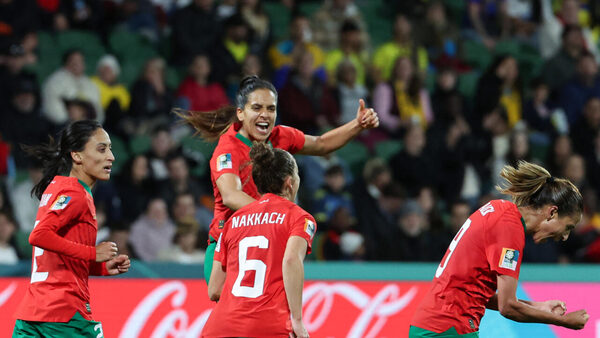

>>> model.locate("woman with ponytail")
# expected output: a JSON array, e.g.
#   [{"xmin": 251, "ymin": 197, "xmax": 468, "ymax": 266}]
[
  {"xmin": 175, "ymin": 75, "xmax": 379, "ymax": 283},
  {"xmin": 410, "ymin": 161, "xmax": 589, "ymax": 337},
  {"xmin": 203, "ymin": 143, "xmax": 313, "ymax": 338},
  {"xmin": 13, "ymin": 120, "xmax": 131, "ymax": 337}
]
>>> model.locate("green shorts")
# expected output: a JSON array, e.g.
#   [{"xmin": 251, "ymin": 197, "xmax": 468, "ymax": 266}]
[
  {"xmin": 409, "ymin": 326, "xmax": 479, "ymax": 337},
  {"xmin": 204, "ymin": 235, "xmax": 217, "ymax": 285},
  {"xmin": 13, "ymin": 312, "xmax": 104, "ymax": 338}
]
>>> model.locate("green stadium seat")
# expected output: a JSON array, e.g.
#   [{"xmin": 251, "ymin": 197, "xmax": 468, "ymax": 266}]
[
  {"xmin": 109, "ymin": 29, "xmax": 158, "ymax": 62},
  {"xmin": 110, "ymin": 135, "xmax": 129, "ymax": 175},
  {"xmin": 494, "ymin": 40, "xmax": 520, "ymax": 57},
  {"xmin": 129, "ymin": 135, "xmax": 152, "ymax": 155},
  {"xmin": 263, "ymin": 2, "xmax": 291, "ymax": 41},
  {"xmin": 56, "ymin": 30, "xmax": 106, "ymax": 75},
  {"xmin": 374, "ymin": 140, "xmax": 403, "ymax": 162},
  {"xmin": 181, "ymin": 136, "xmax": 217, "ymax": 177},
  {"xmin": 458, "ymin": 71, "xmax": 480, "ymax": 99},
  {"xmin": 335, "ymin": 140, "xmax": 369, "ymax": 178},
  {"xmin": 14, "ymin": 230, "xmax": 32, "ymax": 259},
  {"xmin": 462, "ymin": 40, "xmax": 492, "ymax": 70}
]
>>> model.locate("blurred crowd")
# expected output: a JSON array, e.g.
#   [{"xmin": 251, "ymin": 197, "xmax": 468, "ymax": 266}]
[{"xmin": 1, "ymin": 0, "xmax": 600, "ymax": 265}]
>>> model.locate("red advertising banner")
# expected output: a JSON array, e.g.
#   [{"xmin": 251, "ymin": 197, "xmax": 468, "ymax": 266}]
[{"xmin": 0, "ymin": 278, "xmax": 431, "ymax": 337}]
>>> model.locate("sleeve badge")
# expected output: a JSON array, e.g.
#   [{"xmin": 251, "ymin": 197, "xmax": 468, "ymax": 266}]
[
  {"xmin": 216, "ymin": 153, "xmax": 232, "ymax": 171},
  {"xmin": 50, "ymin": 195, "xmax": 72, "ymax": 211},
  {"xmin": 499, "ymin": 248, "xmax": 519, "ymax": 271},
  {"xmin": 304, "ymin": 218, "xmax": 316, "ymax": 239}
]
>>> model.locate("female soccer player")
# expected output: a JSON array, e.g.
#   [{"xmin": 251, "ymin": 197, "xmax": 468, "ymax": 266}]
[
  {"xmin": 176, "ymin": 75, "xmax": 378, "ymax": 282},
  {"xmin": 409, "ymin": 161, "xmax": 589, "ymax": 337},
  {"xmin": 202, "ymin": 143, "xmax": 313, "ymax": 338},
  {"xmin": 13, "ymin": 120, "xmax": 131, "ymax": 337}
]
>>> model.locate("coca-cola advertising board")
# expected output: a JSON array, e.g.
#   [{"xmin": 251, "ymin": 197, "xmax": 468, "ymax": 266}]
[{"xmin": 1, "ymin": 278, "xmax": 599, "ymax": 337}]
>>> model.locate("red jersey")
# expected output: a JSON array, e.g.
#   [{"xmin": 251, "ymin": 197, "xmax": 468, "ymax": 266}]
[
  {"xmin": 208, "ymin": 123, "xmax": 305, "ymax": 240},
  {"xmin": 202, "ymin": 193, "xmax": 316, "ymax": 337},
  {"xmin": 15, "ymin": 176, "xmax": 108, "ymax": 322},
  {"xmin": 411, "ymin": 200, "xmax": 526, "ymax": 334}
]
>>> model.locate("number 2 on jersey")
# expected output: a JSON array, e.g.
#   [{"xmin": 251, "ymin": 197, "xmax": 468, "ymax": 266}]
[
  {"xmin": 232, "ymin": 236, "xmax": 269, "ymax": 298},
  {"xmin": 30, "ymin": 221, "xmax": 49, "ymax": 283},
  {"xmin": 435, "ymin": 219, "xmax": 472, "ymax": 278}
]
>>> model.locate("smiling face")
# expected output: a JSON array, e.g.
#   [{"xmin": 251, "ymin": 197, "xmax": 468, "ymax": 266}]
[
  {"xmin": 72, "ymin": 128, "xmax": 115, "ymax": 184},
  {"xmin": 532, "ymin": 208, "xmax": 581, "ymax": 244},
  {"xmin": 236, "ymin": 88, "xmax": 277, "ymax": 142}
]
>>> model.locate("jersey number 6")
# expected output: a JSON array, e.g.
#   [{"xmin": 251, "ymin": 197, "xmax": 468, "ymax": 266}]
[
  {"xmin": 435, "ymin": 219, "xmax": 472, "ymax": 278},
  {"xmin": 232, "ymin": 236, "xmax": 269, "ymax": 298}
]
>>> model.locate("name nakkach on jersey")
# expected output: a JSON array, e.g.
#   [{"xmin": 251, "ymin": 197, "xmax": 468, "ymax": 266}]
[{"xmin": 231, "ymin": 212, "xmax": 286, "ymax": 229}]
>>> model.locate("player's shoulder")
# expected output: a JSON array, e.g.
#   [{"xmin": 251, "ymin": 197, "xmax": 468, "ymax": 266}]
[
  {"xmin": 45, "ymin": 176, "xmax": 85, "ymax": 195},
  {"xmin": 482, "ymin": 200, "xmax": 524, "ymax": 229}
]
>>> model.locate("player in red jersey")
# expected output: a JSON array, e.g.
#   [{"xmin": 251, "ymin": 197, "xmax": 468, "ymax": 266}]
[
  {"xmin": 202, "ymin": 142, "xmax": 314, "ymax": 338},
  {"xmin": 176, "ymin": 75, "xmax": 378, "ymax": 283},
  {"xmin": 409, "ymin": 161, "xmax": 589, "ymax": 337},
  {"xmin": 13, "ymin": 120, "xmax": 131, "ymax": 337}
]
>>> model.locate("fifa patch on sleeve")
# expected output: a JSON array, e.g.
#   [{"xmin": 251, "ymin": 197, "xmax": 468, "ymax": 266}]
[
  {"xmin": 304, "ymin": 219, "xmax": 316, "ymax": 239},
  {"xmin": 50, "ymin": 195, "xmax": 72, "ymax": 210},
  {"xmin": 216, "ymin": 153, "xmax": 232, "ymax": 171},
  {"xmin": 215, "ymin": 234, "xmax": 222, "ymax": 253},
  {"xmin": 499, "ymin": 248, "xmax": 519, "ymax": 271}
]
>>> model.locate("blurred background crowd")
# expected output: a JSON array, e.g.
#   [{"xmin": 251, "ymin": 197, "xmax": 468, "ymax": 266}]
[{"xmin": 1, "ymin": 0, "xmax": 600, "ymax": 265}]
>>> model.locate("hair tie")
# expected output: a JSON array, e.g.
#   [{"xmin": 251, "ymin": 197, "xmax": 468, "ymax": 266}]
[{"xmin": 546, "ymin": 176, "xmax": 555, "ymax": 184}]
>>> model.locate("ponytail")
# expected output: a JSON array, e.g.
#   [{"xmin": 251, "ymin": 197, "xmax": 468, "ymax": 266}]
[
  {"xmin": 23, "ymin": 120, "xmax": 102, "ymax": 199},
  {"xmin": 173, "ymin": 106, "xmax": 238, "ymax": 142},
  {"xmin": 496, "ymin": 160, "xmax": 583, "ymax": 217}
]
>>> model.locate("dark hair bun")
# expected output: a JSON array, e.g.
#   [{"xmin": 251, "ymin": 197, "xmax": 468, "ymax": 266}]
[
  {"xmin": 249, "ymin": 142, "xmax": 274, "ymax": 172},
  {"xmin": 239, "ymin": 75, "xmax": 260, "ymax": 90}
]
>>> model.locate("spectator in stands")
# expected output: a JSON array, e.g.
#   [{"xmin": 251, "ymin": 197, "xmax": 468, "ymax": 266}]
[
  {"xmin": 570, "ymin": 97, "xmax": 600, "ymax": 159},
  {"xmin": 0, "ymin": 43, "xmax": 36, "ymax": 107},
  {"xmin": 0, "ymin": 76, "xmax": 52, "ymax": 168},
  {"xmin": 146, "ymin": 125, "xmax": 175, "ymax": 181},
  {"xmin": 311, "ymin": 0, "xmax": 367, "ymax": 52},
  {"xmin": 0, "ymin": 0, "xmax": 38, "ymax": 53},
  {"xmin": 278, "ymin": 49, "xmax": 340, "ymax": 134},
  {"xmin": 542, "ymin": 24, "xmax": 586, "ymax": 91},
  {"xmin": 158, "ymin": 154, "xmax": 205, "ymax": 206},
  {"xmin": 130, "ymin": 197, "xmax": 176, "ymax": 261},
  {"xmin": 448, "ymin": 199, "xmax": 472, "ymax": 234},
  {"xmin": 129, "ymin": 57, "xmax": 173, "ymax": 133},
  {"xmin": 171, "ymin": 193, "xmax": 199, "ymax": 224},
  {"xmin": 546, "ymin": 134, "xmax": 574, "ymax": 177},
  {"xmin": 176, "ymin": 54, "xmax": 229, "ymax": 112},
  {"xmin": 539, "ymin": 0, "xmax": 598, "ymax": 60},
  {"xmin": 389, "ymin": 124, "xmax": 435, "ymax": 196},
  {"xmin": 312, "ymin": 164, "xmax": 355, "ymax": 230},
  {"xmin": 321, "ymin": 206, "xmax": 361, "ymax": 261},
  {"xmin": 210, "ymin": 13, "xmax": 250, "ymax": 96},
  {"xmin": 372, "ymin": 14, "xmax": 428, "ymax": 83},
  {"xmin": 158, "ymin": 219, "xmax": 206, "ymax": 264},
  {"xmin": 55, "ymin": 0, "xmax": 104, "ymax": 32},
  {"xmin": 239, "ymin": 0, "xmax": 272, "ymax": 56},
  {"xmin": 559, "ymin": 52, "xmax": 600, "ymax": 126},
  {"xmin": 117, "ymin": 154, "xmax": 153, "ymax": 223},
  {"xmin": 374, "ymin": 56, "xmax": 432, "ymax": 136},
  {"xmin": 42, "ymin": 50, "xmax": 103, "ymax": 126},
  {"xmin": 464, "ymin": 0, "xmax": 510, "ymax": 50},
  {"xmin": 334, "ymin": 60, "xmax": 368, "ymax": 125},
  {"xmin": 8, "ymin": 161, "xmax": 42, "ymax": 232},
  {"xmin": 216, "ymin": 0, "xmax": 237, "ymax": 21},
  {"xmin": 394, "ymin": 199, "xmax": 446, "ymax": 261},
  {"xmin": 415, "ymin": 1, "xmax": 460, "ymax": 64},
  {"xmin": 491, "ymin": 129, "xmax": 531, "ymax": 191},
  {"xmin": 562, "ymin": 154, "xmax": 588, "ymax": 192},
  {"xmin": 91, "ymin": 55, "xmax": 130, "ymax": 137},
  {"xmin": 523, "ymin": 77, "xmax": 556, "ymax": 135},
  {"xmin": 171, "ymin": 0, "xmax": 221, "ymax": 66},
  {"xmin": 324, "ymin": 19, "xmax": 368, "ymax": 87},
  {"xmin": 268, "ymin": 13, "xmax": 325, "ymax": 89},
  {"xmin": 106, "ymin": 222, "xmax": 135, "ymax": 259},
  {"xmin": 430, "ymin": 67, "xmax": 465, "ymax": 130},
  {"xmin": 0, "ymin": 210, "xmax": 18, "ymax": 264},
  {"xmin": 473, "ymin": 55, "xmax": 522, "ymax": 129}
]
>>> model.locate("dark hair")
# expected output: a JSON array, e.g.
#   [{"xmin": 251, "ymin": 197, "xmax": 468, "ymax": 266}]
[
  {"xmin": 496, "ymin": 161, "xmax": 583, "ymax": 218},
  {"xmin": 561, "ymin": 24, "xmax": 582, "ymax": 40},
  {"xmin": 62, "ymin": 49, "xmax": 83, "ymax": 66},
  {"xmin": 23, "ymin": 120, "xmax": 102, "ymax": 199},
  {"xmin": 341, "ymin": 19, "xmax": 360, "ymax": 34},
  {"xmin": 174, "ymin": 75, "xmax": 277, "ymax": 142},
  {"xmin": 250, "ymin": 142, "xmax": 296, "ymax": 195}
]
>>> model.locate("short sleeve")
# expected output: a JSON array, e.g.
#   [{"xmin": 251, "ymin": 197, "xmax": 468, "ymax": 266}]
[
  {"xmin": 289, "ymin": 213, "xmax": 317, "ymax": 255},
  {"xmin": 485, "ymin": 212, "xmax": 525, "ymax": 279},
  {"xmin": 213, "ymin": 232, "xmax": 227, "ymax": 268},
  {"xmin": 210, "ymin": 144, "xmax": 245, "ymax": 181},
  {"xmin": 276, "ymin": 126, "xmax": 306, "ymax": 154}
]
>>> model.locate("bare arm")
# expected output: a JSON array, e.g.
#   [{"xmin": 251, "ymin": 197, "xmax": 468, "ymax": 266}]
[
  {"xmin": 298, "ymin": 99, "xmax": 379, "ymax": 156},
  {"xmin": 208, "ymin": 260, "xmax": 226, "ymax": 302},
  {"xmin": 216, "ymin": 173, "xmax": 256, "ymax": 211},
  {"xmin": 495, "ymin": 275, "xmax": 589, "ymax": 330},
  {"xmin": 283, "ymin": 235, "xmax": 309, "ymax": 338}
]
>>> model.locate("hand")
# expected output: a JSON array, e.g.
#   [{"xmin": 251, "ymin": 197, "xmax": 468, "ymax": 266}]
[
  {"xmin": 96, "ymin": 241, "xmax": 118, "ymax": 262},
  {"xmin": 106, "ymin": 255, "xmax": 131, "ymax": 275},
  {"xmin": 561, "ymin": 309, "xmax": 589, "ymax": 330},
  {"xmin": 356, "ymin": 99, "xmax": 379, "ymax": 130},
  {"xmin": 535, "ymin": 300, "xmax": 566, "ymax": 315},
  {"xmin": 289, "ymin": 317, "xmax": 309, "ymax": 338}
]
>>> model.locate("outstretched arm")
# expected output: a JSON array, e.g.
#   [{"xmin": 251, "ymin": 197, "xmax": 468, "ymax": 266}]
[
  {"xmin": 493, "ymin": 274, "xmax": 589, "ymax": 330},
  {"xmin": 298, "ymin": 99, "xmax": 379, "ymax": 156}
]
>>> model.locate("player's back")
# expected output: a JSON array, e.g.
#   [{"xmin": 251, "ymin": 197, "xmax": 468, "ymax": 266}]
[{"xmin": 204, "ymin": 193, "xmax": 313, "ymax": 337}]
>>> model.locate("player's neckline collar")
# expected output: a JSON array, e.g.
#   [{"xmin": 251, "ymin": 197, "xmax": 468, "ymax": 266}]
[
  {"xmin": 77, "ymin": 179, "xmax": 93, "ymax": 197},
  {"xmin": 235, "ymin": 132, "xmax": 272, "ymax": 148},
  {"xmin": 520, "ymin": 217, "xmax": 527, "ymax": 231}
]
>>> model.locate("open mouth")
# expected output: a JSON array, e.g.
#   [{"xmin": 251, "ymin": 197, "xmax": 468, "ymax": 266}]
[
  {"xmin": 256, "ymin": 122, "xmax": 270, "ymax": 134},
  {"xmin": 103, "ymin": 165, "xmax": 112, "ymax": 173}
]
